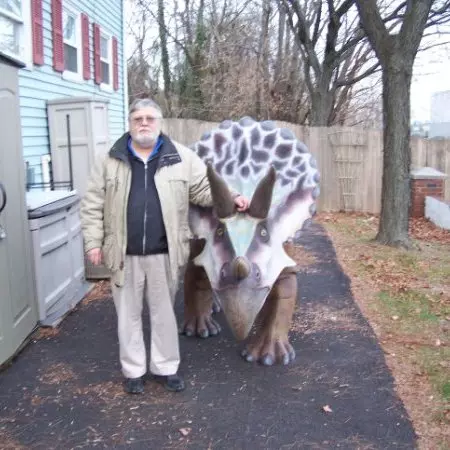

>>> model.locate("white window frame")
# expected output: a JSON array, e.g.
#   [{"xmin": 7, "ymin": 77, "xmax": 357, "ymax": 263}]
[
  {"xmin": 62, "ymin": 5, "xmax": 82, "ymax": 82},
  {"xmin": 0, "ymin": 0, "xmax": 32, "ymax": 68},
  {"xmin": 99, "ymin": 31, "xmax": 113, "ymax": 92}
]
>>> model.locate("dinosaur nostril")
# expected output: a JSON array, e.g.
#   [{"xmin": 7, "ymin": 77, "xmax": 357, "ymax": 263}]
[
  {"xmin": 251, "ymin": 263, "xmax": 261, "ymax": 283},
  {"xmin": 220, "ymin": 263, "xmax": 229, "ymax": 280},
  {"xmin": 233, "ymin": 257, "xmax": 250, "ymax": 280}
]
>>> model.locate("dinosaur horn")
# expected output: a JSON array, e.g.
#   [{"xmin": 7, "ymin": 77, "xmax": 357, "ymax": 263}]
[
  {"xmin": 248, "ymin": 166, "xmax": 276, "ymax": 219},
  {"xmin": 206, "ymin": 162, "xmax": 235, "ymax": 218}
]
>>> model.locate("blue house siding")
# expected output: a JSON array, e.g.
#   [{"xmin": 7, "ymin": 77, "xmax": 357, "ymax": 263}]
[{"xmin": 19, "ymin": 0, "xmax": 126, "ymax": 183}]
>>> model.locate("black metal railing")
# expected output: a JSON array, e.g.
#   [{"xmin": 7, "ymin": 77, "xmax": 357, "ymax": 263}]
[
  {"xmin": 26, "ymin": 181, "xmax": 73, "ymax": 191},
  {"xmin": 25, "ymin": 114, "xmax": 75, "ymax": 192}
]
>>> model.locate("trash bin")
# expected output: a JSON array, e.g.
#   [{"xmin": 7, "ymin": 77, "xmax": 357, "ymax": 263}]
[{"xmin": 26, "ymin": 190, "xmax": 91, "ymax": 326}]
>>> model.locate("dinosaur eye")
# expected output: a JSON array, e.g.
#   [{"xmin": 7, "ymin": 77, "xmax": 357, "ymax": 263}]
[
  {"xmin": 259, "ymin": 224, "xmax": 270, "ymax": 242},
  {"xmin": 216, "ymin": 226, "xmax": 224, "ymax": 236}
]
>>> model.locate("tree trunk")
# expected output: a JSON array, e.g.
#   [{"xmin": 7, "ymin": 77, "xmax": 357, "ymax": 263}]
[
  {"xmin": 354, "ymin": 0, "xmax": 434, "ymax": 248},
  {"xmin": 309, "ymin": 74, "xmax": 334, "ymax": 126},
  {"xmin": 256, "ymin": 0, "xmax": 271, "ymax": 119},
  {"xmin": 310, "ymin": 92, "xmax": 334, "ymax": 126},
  {"xmin": 158, "ymin": 0, "xmax": 172, "ymax": 114},
  {"xmin": 274, "ymin": 6, "xmax": 285, "ymax": 82},
  {"xmin": 376, "ymin": 54, "xmax": 412, "ymax": 247}
]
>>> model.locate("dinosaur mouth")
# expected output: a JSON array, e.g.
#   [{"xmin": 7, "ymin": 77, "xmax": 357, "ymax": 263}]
[{"xmin": 214, "ymin": 286, "xmax": 270, "ymax": 340}]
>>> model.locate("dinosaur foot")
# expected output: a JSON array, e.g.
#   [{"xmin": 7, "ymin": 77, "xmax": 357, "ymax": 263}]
[
  {"xmin": 241, "ymin": 334, "xmax": 296, "ymax": 366},
  {"xmin": 181, "ymin": 314, "xmax": 222, "ymax": 339}
]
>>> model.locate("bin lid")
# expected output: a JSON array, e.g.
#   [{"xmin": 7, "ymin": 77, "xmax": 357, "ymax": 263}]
[{"xmin": 27, "ymin": 190, "xmax": 80, "ymax": 219}]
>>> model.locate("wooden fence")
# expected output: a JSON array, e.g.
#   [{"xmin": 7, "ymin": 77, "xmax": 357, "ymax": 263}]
[{"xmin": 162, "ymin": 119, "xmax": 450, "ymax": 213}]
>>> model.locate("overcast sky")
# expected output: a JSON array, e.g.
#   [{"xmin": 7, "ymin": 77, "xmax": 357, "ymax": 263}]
[{"xmin": 411, "ymin": 37, "xmax": 450, "ymax": 123}]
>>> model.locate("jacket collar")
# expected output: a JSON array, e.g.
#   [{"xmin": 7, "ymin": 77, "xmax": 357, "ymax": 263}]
[{"xmin": 110, "ymin": 132, "xmax": 182, "ymax": 169}]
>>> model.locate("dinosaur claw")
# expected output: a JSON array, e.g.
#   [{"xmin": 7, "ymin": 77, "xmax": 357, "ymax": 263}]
[
  {"xmin": 261, "ymin": 354, "xmax": 274, "ymax": 366},
  {"xmin": 289, "ymin": 349, "xmax": 296, "ymax": 360},
  {"xmin": 199, "ymin": 329, "xmax": 209, "ymax": 338},
  {"xmin": 241, "ymin": 349, "xmax": 248, "ymax": 357},
  {"xmin": 185, "ymin": 329, "xmax": 193, "ymax": 337},
  {"xmin": 245, "ymin": 353, "xmax": 255, "ymax": 363},
  {"xmin": 282, "ymin": 354, "xmax": 290, "ymax": 365}
]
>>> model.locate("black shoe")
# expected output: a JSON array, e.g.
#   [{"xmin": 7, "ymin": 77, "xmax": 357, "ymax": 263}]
[
  {"xmin": 123, "ymin": 377, "xmax": 144, "ymax": 394},
  {"xmin": 155, "ymin": 373, "xmax": 185, "ymax": 392}
]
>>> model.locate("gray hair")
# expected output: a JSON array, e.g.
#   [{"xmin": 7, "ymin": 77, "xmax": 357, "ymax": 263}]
[{"xmin": 128, "ymin": 98, "xmax": 163, "ymax": 119}]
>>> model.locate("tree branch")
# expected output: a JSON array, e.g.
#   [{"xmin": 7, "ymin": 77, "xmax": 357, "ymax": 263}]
[
  {"xmin": 355, "ymin": 0, "xmax": 390, "ymax": 61},
  {"xmin": 400, "ymin": 0, "xmax": 433, "ymax": 53},
  {"xmin": 279, "ymin": 0, "xmax": 322, "ymax": 77},
  {"xmin": 336, "ymin": 61, "xmax": 380, "ymax": 87}
]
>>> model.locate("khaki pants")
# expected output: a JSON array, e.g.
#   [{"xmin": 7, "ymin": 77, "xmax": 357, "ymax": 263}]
[{"xmin": 111, "ymin": 254, "xmax": 180, "ymax": 379}]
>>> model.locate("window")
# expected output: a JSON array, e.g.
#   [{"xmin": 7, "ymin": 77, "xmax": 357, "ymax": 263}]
[
  {"xmin": 100, "ymin": 33, "xmax": 112, "ymax": 87},
  {"xmin": 62, "ymin": 9, "xmax": 81, "ymax": 78},
  {"xmin": 93, "ymin": 24, "xmax": 118, "ymax": 90},
  {"xmin": 0, "ymin": 0, "xmax": 31, "ymax": 64}
]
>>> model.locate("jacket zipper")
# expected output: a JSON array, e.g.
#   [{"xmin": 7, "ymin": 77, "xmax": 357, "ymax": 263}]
[
  {"xmin": 143, "ymin": 162, "xmax": 148, "ymax": 254},
  {"xmin": 120, "ymin": 164, "xmax": 130, "ymax": 272}
]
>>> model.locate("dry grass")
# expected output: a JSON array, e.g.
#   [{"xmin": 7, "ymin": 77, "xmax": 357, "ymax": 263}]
[{"xmin": 318, "ymin": 212, "xmax": 450, "ymax": 450}]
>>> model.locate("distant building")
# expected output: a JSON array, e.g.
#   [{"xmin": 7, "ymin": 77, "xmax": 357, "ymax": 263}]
[
  {"xmin": 429, "ymin": 91, "xmax": 450, "ymax": 138},
  {"xmin": 411, "ymin": 120, "xmax": 430, "ymax": 137}
]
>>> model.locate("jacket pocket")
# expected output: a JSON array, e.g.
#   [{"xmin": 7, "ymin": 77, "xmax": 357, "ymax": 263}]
[
  {"xmin": 102, "ymin": 234, "xmax": 117, "ymax": 271},
  {"xmin": 169, "ymin": 178, "xmax": 188, "ymax": 214},
  {"xmin": 104, "ymin": 178, "xmax": 118, "ymax": 235}
]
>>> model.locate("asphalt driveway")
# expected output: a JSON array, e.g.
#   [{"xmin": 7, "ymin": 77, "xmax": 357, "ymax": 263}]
[{"xmin": 0, "ymin": 223, "xmax": 417, "ymax": 449}]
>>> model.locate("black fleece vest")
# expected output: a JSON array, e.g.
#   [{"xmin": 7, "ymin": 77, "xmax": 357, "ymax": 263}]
[{"xmin": 126, "ymin": 151, "xmax": 168, "ymax": 255}]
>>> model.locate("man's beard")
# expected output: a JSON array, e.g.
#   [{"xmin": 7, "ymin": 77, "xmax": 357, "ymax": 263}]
[{"xmin": 133, "ymin": 131, "xmax": 159, "ymax": 148}]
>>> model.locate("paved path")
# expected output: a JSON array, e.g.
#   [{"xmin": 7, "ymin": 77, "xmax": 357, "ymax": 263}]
[{"xmin": 0, "ymin": 224, "xmax": 417, "ymax": 449}]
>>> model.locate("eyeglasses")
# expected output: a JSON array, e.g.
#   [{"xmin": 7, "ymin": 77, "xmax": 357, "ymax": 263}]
[{"xmin": 131, "ymin": 116, "xmax": 159, "ymax": 126}]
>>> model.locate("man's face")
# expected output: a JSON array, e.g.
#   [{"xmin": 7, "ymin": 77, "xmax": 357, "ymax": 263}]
[{"xmin": 129, "ymin": 107, "xmax": 162, "ymax": 148}]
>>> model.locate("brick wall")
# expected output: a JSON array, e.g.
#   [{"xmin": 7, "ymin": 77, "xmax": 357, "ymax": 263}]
[{"xmin": 410, "ymin": 179, "xmax": 445, "ymax": 218}]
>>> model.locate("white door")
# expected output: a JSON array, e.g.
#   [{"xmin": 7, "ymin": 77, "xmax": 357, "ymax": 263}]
[{"xmin": 0, "ymin": 59, "xmax": 38, "ymax": 365}]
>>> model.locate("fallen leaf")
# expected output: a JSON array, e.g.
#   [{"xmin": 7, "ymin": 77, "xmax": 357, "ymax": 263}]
[
  {"xmin": 435, "ymin": 339, "xmax": 441, "ymax": 347},
  {"xmin": 392, "ymin": 316, "xmax": 399, "ymax": 321},
  {"xmin": 322, "ymin": 405, "xmax": 333, "ymax": 413},
  {"xmin": 179, "ymin": 428, "xmax": 191, "ymax": 437}
]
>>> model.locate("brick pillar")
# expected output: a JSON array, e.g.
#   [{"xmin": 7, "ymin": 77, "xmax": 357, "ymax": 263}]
[{"xmin": 410, "ymin": 167, "xmax": 447, "ymax": 218}]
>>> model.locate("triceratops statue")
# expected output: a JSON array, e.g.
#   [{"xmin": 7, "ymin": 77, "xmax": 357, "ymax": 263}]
[{"xmin": 181, "ymin": 117, "xmax": 320, "ymax": 366}]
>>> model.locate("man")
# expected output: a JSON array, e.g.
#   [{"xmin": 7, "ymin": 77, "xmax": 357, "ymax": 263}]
[{"xmin": 80, "ymin": 98, "xmax": 249, "ymax": 394}]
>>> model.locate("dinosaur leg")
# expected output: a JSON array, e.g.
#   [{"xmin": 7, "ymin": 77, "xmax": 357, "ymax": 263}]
[
  {"xmin": 212, "ymin": 294, "xmax": 221, "ymax": 313},
  {"xmin": 241, "ymin": 270, "xmax": 297, "ymax": 365},
  {"xmin": 181, "ymin": 261, "xmax": 222, "ymax": 338}
]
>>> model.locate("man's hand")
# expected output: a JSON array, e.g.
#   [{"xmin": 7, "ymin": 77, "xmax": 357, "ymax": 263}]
[
  {"xmin": 234, "ymin": 195, "xmax": 250, "ymax": 212},
  {"xmin": 87, "ymin": 248, "xmax": 103, "ymax": 265}
]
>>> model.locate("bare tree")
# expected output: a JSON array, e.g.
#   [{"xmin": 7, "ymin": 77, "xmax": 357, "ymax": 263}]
[
  {"xmin": 355, "ymin": 0, "xmax": 450, "ymax": 247},
  {"xmin": 278, "ymin": 0, "xmax": 381, "ymax": 126},
  {"xmin": 127, "ymin": 0, "xmax": 160, "ymax": 102},
  {"xmin": 126, "ymin": 0, "xmax": 389, "ymax": 127}
]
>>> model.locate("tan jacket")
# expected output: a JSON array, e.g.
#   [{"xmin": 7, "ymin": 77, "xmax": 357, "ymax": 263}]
[{"xmin": 80, "ymin": 133, "xmax": 213, "ymax": 290}]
